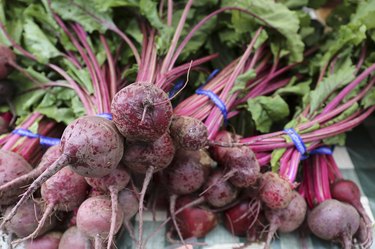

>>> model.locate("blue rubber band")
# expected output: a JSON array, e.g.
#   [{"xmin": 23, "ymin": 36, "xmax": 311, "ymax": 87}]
[
  {"xmin": 39, "ymin": 136, "xmax": 61, "ymax": 146},
  {"xmin": 284, "ymin": 128, "xmax": 307, "ymax": 155},
  {"xmin": 12, "ymin": 128, "xmax": 39, "ymax": 138},
  {"xmin": 169, "ymin": 79, "xmax": 185, "ymax": 98},
  {"xmin": 96, "ymin": 113, "xmax": 113, "ymax": 120},
  {"xmin": 300, "ymin": 146, "xmax": 333, "ymax": 160},
  {"xmin": 196, "ymin": 88, "xmax": 228, "ymax": 124},
  {"xmin": 12, "ymin": 128, "xmax": 61, "ymax": 147}
]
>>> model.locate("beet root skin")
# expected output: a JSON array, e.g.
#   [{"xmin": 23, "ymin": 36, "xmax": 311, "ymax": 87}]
[
  {"xmin": 0, "ymin": 149, "xmax": 33, "ymax": 205},
  {"xmin": 224, "ymin": 201, "xmax": 257, "ymax": 236},
  {"xmin": 0, "ymin": 150, "xmax": 33, "ymax": 186},
  {"xmin": 0, "ymin": 145, "xmax": 60, "ymax": 206},
  {"xmin": 267, "ymin": 191, "xmax": 307, "ymax": 233},
  {"xmin": 123, "ymin": 133, "xmax": 175, "ymax": 173},
  {"xmin": 85, "ymin": 167, "xmax": 130, "ymax": 193},
  {"xmin": 175, "ymin": 195, "xmax": 218, "ymax": 239},
  {"xmin": 307, "ymin": 199, "xmax": 360, "ymax": 247},
  {"xmin": 24, "ymin": 231, "xmax": 62, "ymax": 249},
  {"xmin": 59, "ymin": 226, "xmax": 93, "ymax": 249},
  {"xmin": 259, "ymin": 172, "xmax": 293, "ymax": 209},
  {"xmin": 41, "ymin": 167, "xmax": 89, "ymax": 211},
  {"xmin": 118, "ymin": 188, "xmax": 139, "ymax": 221},
  {"xmin": 111, "ymin": 83, "xmax": 173, "ymax": 142},
  {"xmin": 76, "ymin": 195, "xmax": 124, "ymax": 238},
  {"xmin": 60, "ymin": 116, "xmax": 124, "ymax": 177},
  {"xmin": 224, "ymin": 146, "xmax": 260, "ymax": 188},
  {"xmin": 203, "ymin": 170, "xmax": 238, "ymax": 208},
  {"xmin": 170, "ymin": 115, "xmax": 208, "ymax": 151},
  {"xmin": 5, "ymin": 199, "xmax": 56, "ymax": 238},
  {"xmin": 210, "ymin": 130, "xmax": 241, "ymax": 162},
  {"xmin": 167, "ymin": 149, "xmax": 212, "ymax": 195}
]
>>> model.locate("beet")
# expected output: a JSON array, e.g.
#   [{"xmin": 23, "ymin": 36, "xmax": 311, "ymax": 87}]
[
  {"xmin": 165, "ymin": 167, "xmax": 238, "ymax": 240},
  {"xmin": 123, "ymin": 133, "xmax": 175, "ymax": 174},
  {"xmin": 167, "ymin": 148, "xmax": 213, "ymax": 249},
  {"xmin": 223, "ymin": 146, "xmax": 260, "ymax": 188},
  {"xmin": 203, "ymin": 170, "xmax": 238, "ymax": 208},
  {"xmin": 0, "ymin": 46, "xmax": 16, "ymax": 79},
  {"xmin": 4, "ymin": 198, "xmax": 56, "ymax": 238},
  {"xmin": 13, "ymin": 167, "xmax": 89, "ymax": 243},
  {"xmin": 24, "ymin": 231, "xmax": 62, "ymax": 249},
  {"xmin": 123, "ymin": 132, "xmax": 175, "ymax": 248},
  {"xmin": 259, "ymin": 172, "xmax": 293, "ymax": 209},
  {"xmin": 308, "ymin": 199, "xmax": 360, "ymax": 248},
  {"xmin": 111, "ymin": 83, "xmax": 173, "ymax": 142},
  {"xmin": 0, "ymin": 145, "xmax": 60, "ymax": 204},
  {"xmin": 85, "ymin": 167, "xmax": 130, "ymax": 249},
  {"xmin": 59, "ymin": 116, "xmax": 124, "ymax": 177},
  {"xmin": 166, "ymin": 149, "xmax": 212, "ymax": 195},
  {"xmin": 59, "ymin": 226, "xmax": 93, "ymax": 249},
  {"xmin": 0, "ymin": 149, "xmax": 33, "ymax": 205},
  {"xmin": 224, "ymin": 200, "xmax": 260, "ymax": 236},
  {"xmin": 76, "ymin": 195, "xmax": 124, "ymax": 248},
  {"xmin": 0, "ymin": 116, "xmax": 124, "ymax": 228},
  {"xmin": 118, "ymin": 188, "xmax": 139, "ymax": 240},
  {"xmin": 174, "ymin": 195, "xmax": 218, "ymax": 239},
  {"xmin": 210, "ymin": 130, "xmax": 241, "ymax": 162},
  {"xmin": 170, "ymin": 115, "xmax": 208, "ymax": 150},
  {"xmin": 85, "ymin": 167, "xmax": 130, "ymax": 194},
  {"xmin": 264, "ymin": 191, "xmax": 307, "ymax": 249},
  {"xmin": 331, "ymin": 179, "xmax": 371, "ymax": 223},
  {"xmin": 119, "ymin": 188, "xmax": 139, "ymax": 220},
  {"xmin": 331, "ymin": 179, "xmax": 373, "ymax": 248}
]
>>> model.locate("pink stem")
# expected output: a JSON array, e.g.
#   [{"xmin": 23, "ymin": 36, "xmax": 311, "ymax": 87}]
[
  {"xmin": 100, "ymin": 35, "xmax": 117, "ymax": 100},
  {"xmin": 169, "ymin": 6, "xmax": 274, "ymax": 69},
  {"xmin": 72, "ymin": 24, "xmax": 110, "ymax": 112},
  {"xmin": 320, "ymin": 155, "xmax": 332, "ymax": 199},
  {"xmin": 326, "ymin": 154, "xmax": 343, "ymax": 180},
  {"xmin": 313, "ymin": 156, "xmax": 326, "ymax": 203},
  {"xmin": 53, "ymin": 15, "xmax": 101, "ymax": 111},
  {"xmin": 279, "ymin": 148, "xmax": 294, "ymax": 176},
  {"xmin": 160, "ymin": 0, "xmax": 194, "ymax": 74},
  {"xmin": 205, "ymin": 28, "xmax": 263, "ymax": 138}
]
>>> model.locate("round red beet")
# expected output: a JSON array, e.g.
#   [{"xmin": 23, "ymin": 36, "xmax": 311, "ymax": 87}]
[
  {"xmin": 175, "ymin": 195, "xmax": 218, "ymax": 239},
  {"xmin": 224, "ymin": 201, "xmax": 255, "ymax": 236},
  {"xmin": 111, "ymin": 83, "xmax": 173, "ymax": 142}
]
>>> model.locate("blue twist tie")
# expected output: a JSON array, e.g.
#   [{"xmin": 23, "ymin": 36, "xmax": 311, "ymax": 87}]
[
  {"xmin": 39, "ymin": 136, "xmax": 61, "ymax": 146},
  {"xmin": 300, "ymin": 146, "xmax": 333, "ymax": 160},
  {"xmin": 12, "ymin": 128, "xmax": 61, "ymax": 147},
  {"xmin": 196, "ymin": 88, "xmax": 228, "ymax": 124},
  {"xmin": 12, "ymin": 128, "xmax": 39, "ymax": 139},
  {"xmin": 96, "ymin": 113, "xmax": 113, "ymax": 120},
  {"xmin": 169, "ymin": 79, "xmax": 185, "ymax": 98},
  {"xmin": 284, "ymin": 128, "xmax": 307, "ymax": 155}
]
